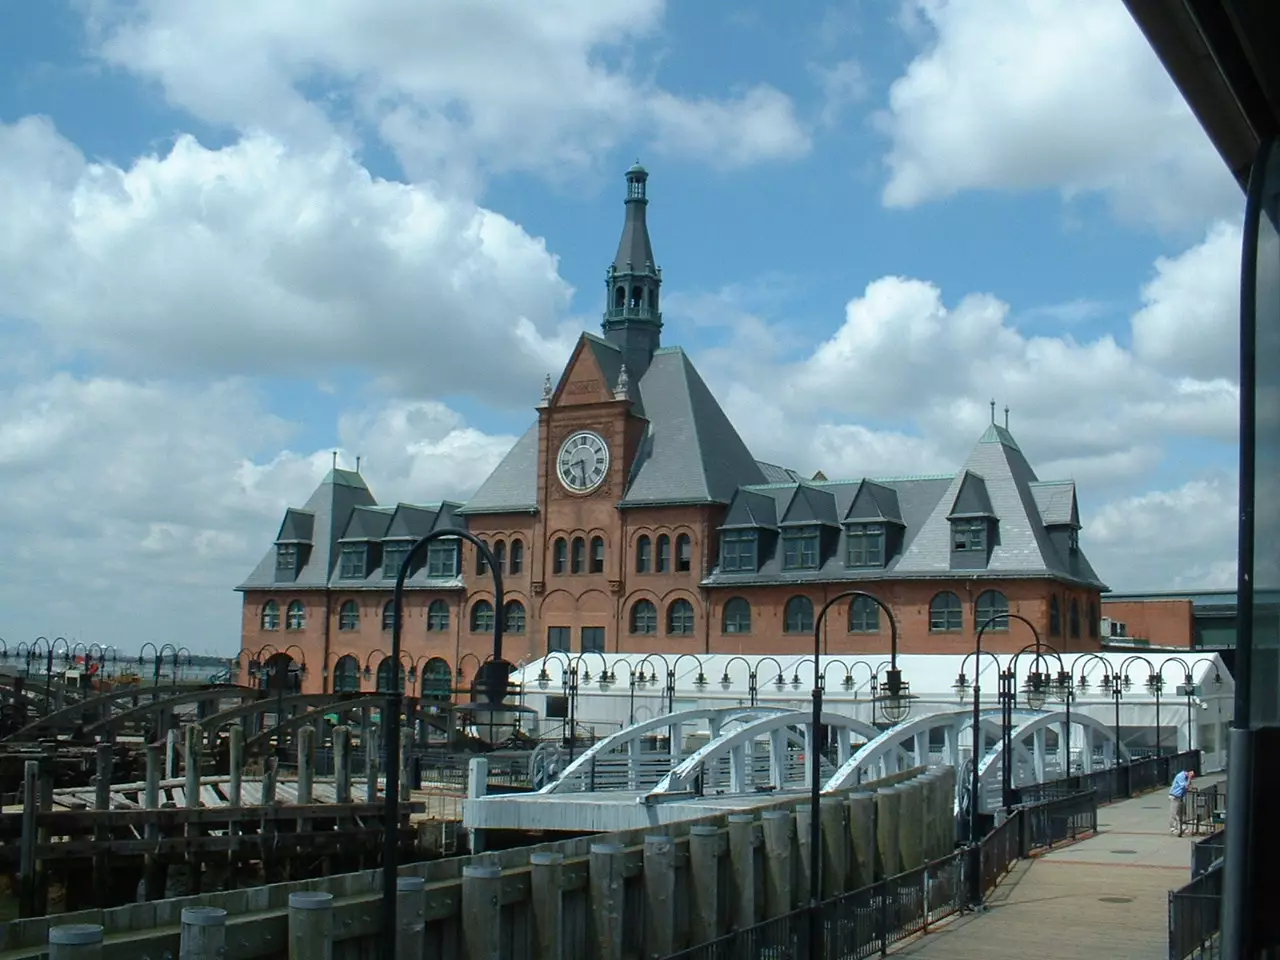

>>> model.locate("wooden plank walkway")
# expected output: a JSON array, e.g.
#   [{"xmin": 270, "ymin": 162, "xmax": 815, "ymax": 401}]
[{"xmin": 891, "ymin": 790, "xmax": 1202, "ymax": 960}]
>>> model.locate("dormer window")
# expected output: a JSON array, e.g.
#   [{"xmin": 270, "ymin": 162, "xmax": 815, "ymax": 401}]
[
  {"xmin": 339, "ymin": 543, "xmax": 368, "ymax": 579},
  {"xmin": 383, "ymin": 542, "xmax": 411, "ymax": 580},
  {"xmin": 1068, "ymin": 528, "xmax": 1079, "ymax": 552},
  {"xmin": 952, "ymin": 519, "xmax": 987, "ymax": 552},
  {"xmin": 276, "ymin": 543, "xmax": 300, "ymax": 574},
  {"xmin": 426, "ymin": 540, "xmax": 459, "ymax": 578},
  {"xmin": 782, "ymin": 526, "xmax": 820, "ymax": 570},
  {"xmin": 846, "ymin": 523, "xmax": 885, "ymax": 568},
  {"xmin": 720, "ymin": 530, "xmax": 758, "ymax": 572}
]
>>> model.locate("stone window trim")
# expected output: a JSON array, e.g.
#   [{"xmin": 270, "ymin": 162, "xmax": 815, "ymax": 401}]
[
  {"xmin": 630, "ymin": 598, "xmax": 658, "ymax": 634},
  {"xmin": 721, "ymin": 597, "xmax": 752, "ymax": 634},
  {"xmin": 261, "ymin": 600, "xmax": 281, "ymax": 631},
  {"xmin": 928, "ymin": 591, "xmax": 964, "ymax": 632},
  {"xmin": 426, "ymin": 599, "xmax": 450, "ymax": 632},
  {"xmin": 470, "ymin": 599, "xmax": 495, "ymax": 633},
  {"xmin": 338, "ymin": 599, "xmax": 360, "ymax": 631},
  {"xmin": 974, "ymin": 590, "xmax": 1010, "ymax": 632},
  {"xmin": 784, "ymin": 595, "xmax": 815, "ymax": 634},
  {"xmin": 848, "ymin": 596, "xmax": 880, "ymax": 633},
  {"xmin": 666, "ymin": 598, "xmax": 696, "ymax": 635}
]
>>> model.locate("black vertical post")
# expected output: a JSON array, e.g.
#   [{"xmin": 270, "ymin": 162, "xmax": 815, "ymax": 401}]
[{"xmin": 382, "ymin": 529, "xmax": 503, "ymax": 960}]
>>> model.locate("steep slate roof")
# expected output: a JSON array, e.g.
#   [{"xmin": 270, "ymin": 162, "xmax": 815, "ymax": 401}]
[
  {"xmin": 705, "ymin": 425, "xmax": 1107, "ymax": 589},
  {"xmin": 757, "ymin": 461, "xmax": 802, "ymax": 483},
  {"xmin": 1030, "ymin": 480, "xmax": 1079, "ymax": 527},
  {"xmin": 582, "ymin": 333, "xmax": 643, "ymax": 411},
  {"xmin": 239, "ymin": 469, "xmax": 377, "ymax": 590},
  {"xmin": 237, "ymin": 466, "xmax": 469, "ymax": 591},
  {"xmin": 704, "ymin": 476, "xmax": 952, "ymax": 586},
  {"xmin": 620, "ymin": 347, "xmax": 766, "ymax": 505},
  {"xmin": 457, "ymin": 424, "xmax": 540, "ymax": 515},
  {"xmin": 779, "ymin": 484, "xmax": 840, "ymax": 527}
]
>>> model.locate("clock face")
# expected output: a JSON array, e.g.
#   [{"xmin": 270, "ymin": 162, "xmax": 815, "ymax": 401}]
[{"xmin": 557, "ymin": 430, "xmax": 610, "ymax": 493}]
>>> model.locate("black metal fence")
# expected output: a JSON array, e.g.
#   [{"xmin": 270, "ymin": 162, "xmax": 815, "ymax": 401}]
[
  {"xmin": 660, "ymin": 791, "xmax": 1096, "ymax": 960},
  {"xmin": 1191, "ymin": 828, "xmax": 1225, "ymax": 879},
  {"xmin": 1169, "ymin": 863, "xmax": 1222, "ymax": 960},
  {"xmin": 1012, "ymin": 750, "xmax": 1200, "ymax": 807}
]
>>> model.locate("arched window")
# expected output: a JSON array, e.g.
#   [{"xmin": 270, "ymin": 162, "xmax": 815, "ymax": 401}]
[
  {"xmin": 667, "ymin": 599, "xmax": 695, "ymax": 635},
  {"xmin": 1069, "ymin": 598, "xmax": 1081, "ymax": 638},
  {"xmin": 338, "ymin": 600, "xmax": 360, "ymax": 631},
  {"xmin": 1049, "ymin": 596, "xmax": 1062, "ymax": 637},
  {"xmin": 975, "ymin": 590, "xmax": 1009, "ymax": 631},
  {"xmin": 571, "ymin": 537, "xmax": 586, "ymax": 574},
  {"xmin": 420, "ymin": 657, "xmax": 451, "ymax": 702},
  {"xmin": 656, "ymin": 534, "xmax": 671, "ymax": 573},
  {"xmin": 504, "ymin": 600, "xmax": 526, "ymax": 634},
  {"xmin": 493, "ymin": 540, "xmax": 506, "ymax": 573},
  {"xmin": 509, "ymin": 539, "xmax": 524, "ymax": 575},
  {"xmin": 630, "ymin": 599, "xmax": 657, "ymax": 634},
  {"xmin": 553, "ymin": 537, "xmax": 568, "ymax": 574},
  {"xmin": 375, "ymin": 657, "xmax": 405, "ymax": 694},
  {"xmin": 476, "ymin": 540, "xmax": 489, "ymax": 576},
  {"xmin": 286, "ymin": 600, "xmax": 306, "ymax": 631},
  {"xmin": 636, "ymin": 536, "xmax": 652, "ymax": 573},
  {"xmin": 1088, "ymin": 600, "xmax": 1099, "ymax": 638},
  {"xmin": 590, "ymin": 536, "xmax": 605, "ymax": 573},
  {"xmin": 332, "ymin": 654, "xmax": 360, "ymax": 693},
  {"xmin": 470, "ymin": 600, "xmax": 495, "ymax": 633},
  {"xmin": 676, "ymin": 534, "xmax": 692, "ymax": 572},
  {"xmin": 261, "ymin": 600, "xmax": 280, "ymax": 631},
  {"xmin": 426, "ymin": 599, "xmax": 449, "ymax": 632},
  {"xmin": 381, "ymin": 599, "xmax": 399, "ymax": 631},
  {"xmin": 614, "ymin": 285, "xmax": 625, "ymax": 309},
  {"xmin": 849, "ymin": 596, "xmax": 880, "ymax": 633},
  {"xmin": 784, "ymin": 596, "xmax": 814, "ymax": 633},
  {"xmin": 722, "ymin": 597, "xmax": 752, "ymax": 634},
  {"xmin": 630, "ymin": 285, "xmax": 643, "ymax": 308},
  {"xmin": 929, "ymin": 592, "xmax": 963, "ymax": 632}
]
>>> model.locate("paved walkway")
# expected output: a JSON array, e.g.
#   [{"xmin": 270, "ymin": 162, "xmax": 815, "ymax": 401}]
[{"xmin": 891, "ymin": 790, "xmax": 1200, "ymax": 960}]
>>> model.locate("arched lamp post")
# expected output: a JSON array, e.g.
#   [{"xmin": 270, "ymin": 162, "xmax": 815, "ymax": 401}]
[
  {"xmin": 382, "ymin": 528, "xmax": 505, "ymax": 960},
  {"xmin": 808, "ymin": 591, "xmax": 904, "ymax": 956}
]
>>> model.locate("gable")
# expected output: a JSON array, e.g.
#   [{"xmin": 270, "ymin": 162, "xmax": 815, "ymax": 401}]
[
  {"xmin": 552, "ymin": 334, "xmax": 620, "ymax": 407},
  {"xmin": 844, "ymin": 480, "xmax": 904, "ymax": 524},
  {"xmin": 780, "ymin": 484, "xmax": 839, "ymax": 526}
]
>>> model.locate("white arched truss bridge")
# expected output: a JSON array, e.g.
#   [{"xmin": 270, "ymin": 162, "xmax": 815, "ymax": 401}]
[{"xmin": 541, "ymin": 703, "xmax": 1129, "ymax": 812}]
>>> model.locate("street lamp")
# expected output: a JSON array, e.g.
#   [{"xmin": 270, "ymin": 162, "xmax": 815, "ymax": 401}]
[
  {"xmin": 952, "ymin": 647, "xmax": 1004, "ymax": 847},
  {"xmin": 808, "ymin": 591, "xmax": 903, "ymax": 956},
  {"xmin": 1162, "ymin": 656, "xmax": 1222, "ymax": 753},
  {"xmin": 665, "ymin": 653, "xmax": 708, "ymax": 713},
  {"xmin": 719, "ymin": 655, "xmax": 758, "ymax": 706},
  {"xmin": 560, "ymin": 651, "xmax": 609, "ymax": 762},
  {"xmin": 382, "ymin": 527, "xmax": 506, "ymax": 960},
  {"xmin": 1001, "ymin": 637, "xmax": 1064, "ymax": 806},
  {"xmin": 1072, "ymin": 653, "xmax": 1120, "ymax": 769}
]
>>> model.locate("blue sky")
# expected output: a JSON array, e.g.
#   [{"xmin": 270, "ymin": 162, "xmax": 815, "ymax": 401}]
[{"xmin": 0, "ymin": 1, "xmax": 1245, "ymax": 653}]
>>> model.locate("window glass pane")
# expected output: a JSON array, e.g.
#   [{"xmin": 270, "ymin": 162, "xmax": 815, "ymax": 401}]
[
  {"xmin": 581, "ymin": 627, "xmax": 605, "ymax": 653},
  {"xmin": 547, "ymin": 626, "xmax": 571, "ymax": 652}
]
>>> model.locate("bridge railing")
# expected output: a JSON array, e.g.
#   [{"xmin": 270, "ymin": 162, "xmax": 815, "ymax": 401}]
[
  {"xmin": 1011, "ymin": 749, "xmax": 1200, "ymax": 807},
  {"xmin": 661, "ymin": 790, "xmax": 1097, "ymax": 960},
  {"xmin": 1169, "ymin": 863, "xmax": 1223, "ymax": 960}
]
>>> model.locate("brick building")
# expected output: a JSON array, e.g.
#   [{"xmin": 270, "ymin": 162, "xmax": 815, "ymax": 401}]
[{"xmin": 236, "ymin": 164, "xmax": 1109, "ymax": 695}]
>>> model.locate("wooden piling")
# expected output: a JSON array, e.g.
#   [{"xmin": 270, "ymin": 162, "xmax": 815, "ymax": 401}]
[
  {"xmin": 228, "ymin": 725, "xmax": 244, "ymax": 807},
  {"xmin": 395, "ymin": 876, "xmax": 427, "ymax": 960},
  {"xmin": 19, "ymin": 760, "xmax": 37, "ymax": 917},
  {"xmin": 461, "ymin": 864, "xmax": 503, "ymax": 960},
  {"xmin": 642, "ymin": 835, "xmax": 676, "ymax": 958},
  {"xmin": 589, "ymin": 842, "xmax": 625, "ymax": 960},
  {"xmin": 287, "ymin": 891, "xmax": 334, "ymax": 960},
  {"xmin": 793, "ymin": 803, "xmax": 813, "ymax": 903},
  {"xmin": 727, "ymin": 814, "xmax": 757, "ymax": 930},
  {"xmin": 166, "ymin": 727, "xmax": 180, "ymax": 780},
  {"xmin": 688, "ymin": 825, "xmax": 720, "ymax": 946},
  {"xmin": 297, "ymin": 725, "xmax": 315, "ymax": 804},
  {"xmin": 179, "ymin": 906, "xmax": 227, "ymax": 960},
  {"xmin": 820, "ymin": 797, "xmax": 847, "ymax": 896},
  {"xmin": 529, "ymin": 851, "xmax": 564, "ymax": 960},
  {"xmin": 92, "ymin": 744, "xmax": 112, "ymax": 906},
  {"xmin": 760, "ymin": 810, "xmax": 793, "ymax": 919},
  {"xmin": 185, "ymin": 724, "xmax": 204, "ymax": 893},
  {"xmin": 143, "ymin": 743, "xmax": 165, "ymax": 901},
  {"xmin": 48, "ymin": 923, "xmax": 103, "ymax": 960},
  {"xmin": 333, "ymin": 725, "xmax": 352, "ymax": 803}
]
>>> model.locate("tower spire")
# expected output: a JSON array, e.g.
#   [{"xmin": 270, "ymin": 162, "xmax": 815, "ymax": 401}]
[{"xmin": 602, "ymin": 161, "xmax": 662, "ymax": 380}]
